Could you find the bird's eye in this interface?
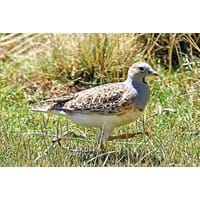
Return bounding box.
[139,67,144,71]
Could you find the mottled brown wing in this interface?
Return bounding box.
[57,83,134,114]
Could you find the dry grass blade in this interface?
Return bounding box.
[10,34,42,56]
[83,151,116,166]
[0,33,43,59]
[0,33,36,47]
[145,33,162,61]
[168,33,176,72]
[0,33,23,44]
[185,34,200,53]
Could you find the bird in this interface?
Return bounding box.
[31,62,158,147]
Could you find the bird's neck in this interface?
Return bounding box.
[125,76,146,85]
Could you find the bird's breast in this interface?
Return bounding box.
[65,108,142,129]
[130,83,150,111]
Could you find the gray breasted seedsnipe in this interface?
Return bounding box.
[31,62,158,146]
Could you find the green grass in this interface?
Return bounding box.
[0,34,200,166]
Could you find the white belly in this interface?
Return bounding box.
[56,109,142,129]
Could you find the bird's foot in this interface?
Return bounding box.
[96,142,104,151]
[107,131,147,141]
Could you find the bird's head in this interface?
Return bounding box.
[127,62,158,82]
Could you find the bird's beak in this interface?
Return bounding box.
[148,69,159,76]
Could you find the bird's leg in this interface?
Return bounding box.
[97,129,104,150]
[108,133,135,141]
[97,128,112,150]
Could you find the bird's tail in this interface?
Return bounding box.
[30,107,50,113]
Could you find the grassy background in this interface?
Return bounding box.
[0,33,200,166]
